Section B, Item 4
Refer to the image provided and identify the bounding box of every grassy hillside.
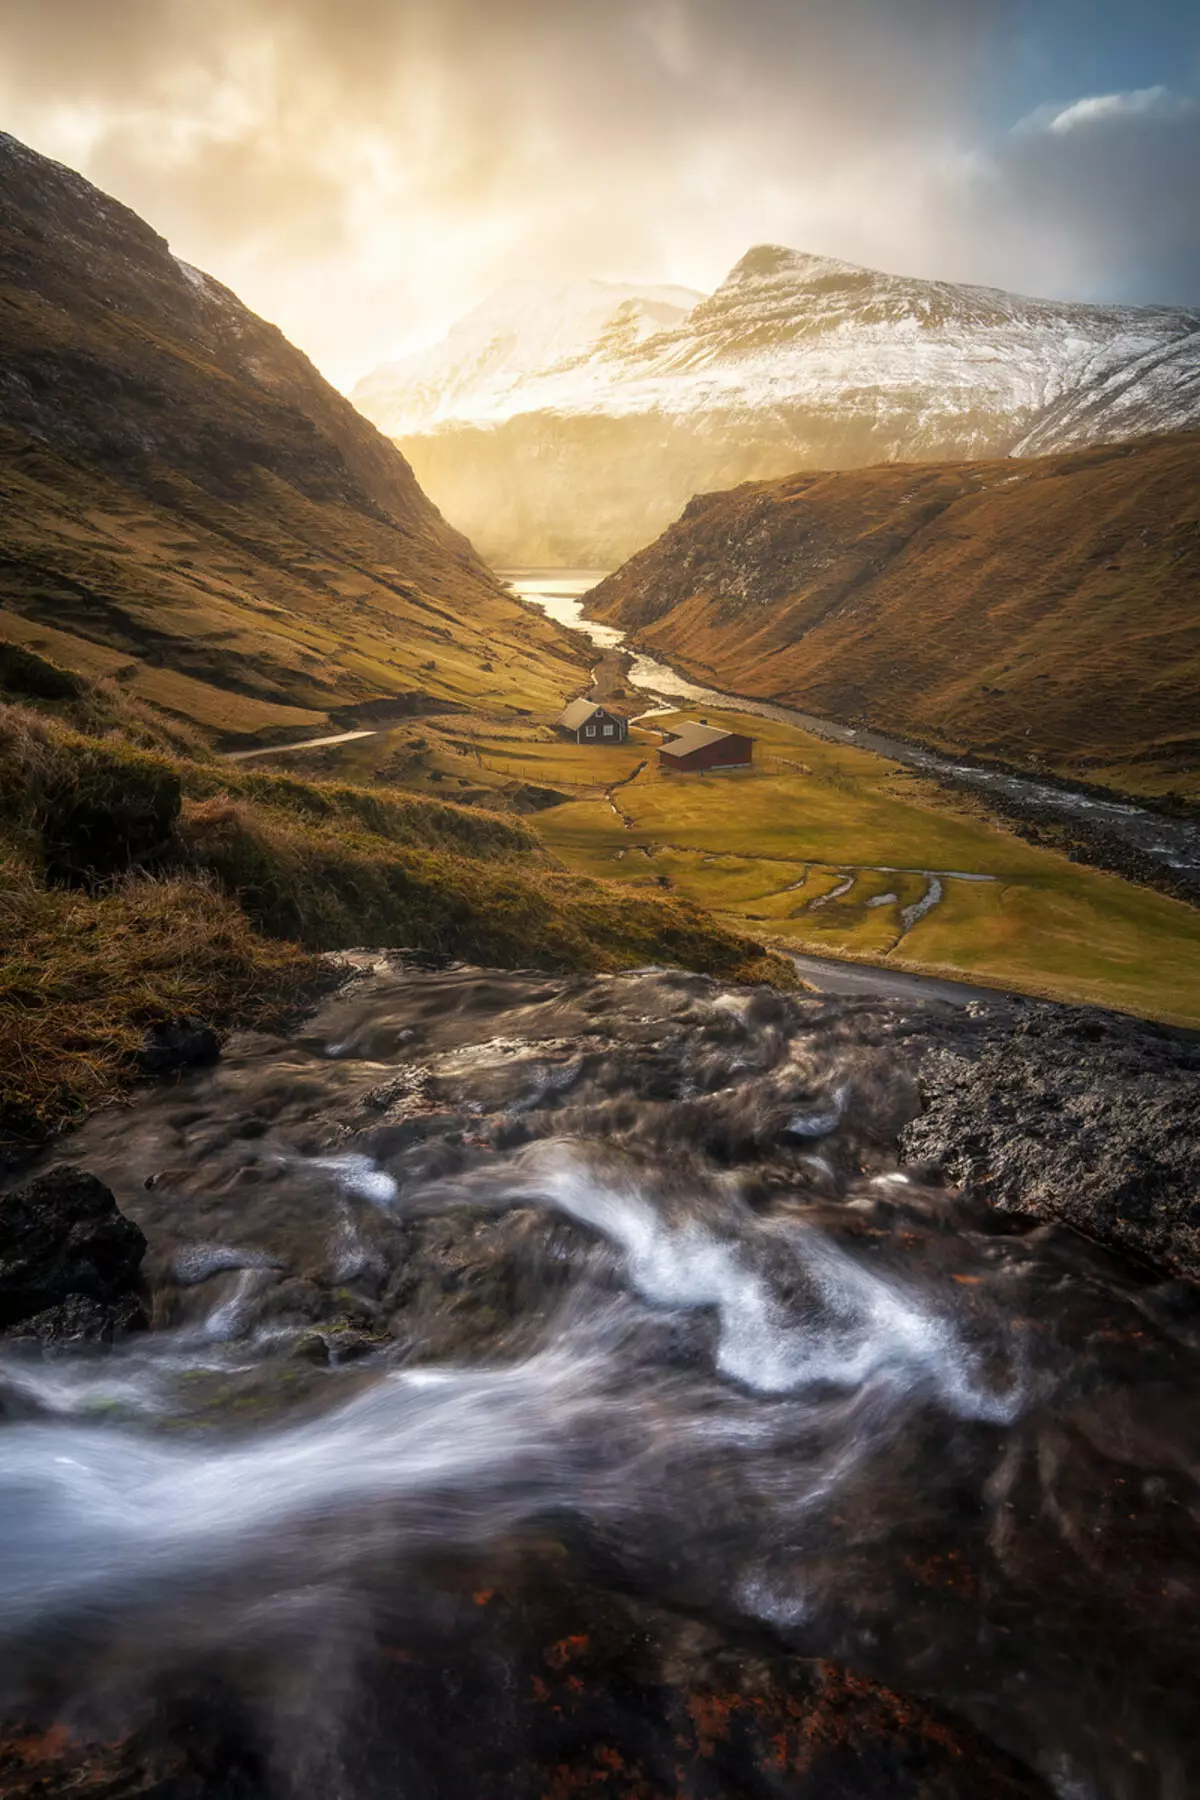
[588,434,1200,800]
[0,675,787,1159]
[0,133,587,741]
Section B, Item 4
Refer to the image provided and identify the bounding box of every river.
[507,571,1200,892]
[2,960,1198,1797]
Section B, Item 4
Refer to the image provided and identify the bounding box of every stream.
[2,961,1199,1798]
[507,572,1200,892]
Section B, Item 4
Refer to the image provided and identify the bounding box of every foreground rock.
[0,1165,146,1341]
[902,999,1200,1277]
[2,1542,1051,1800]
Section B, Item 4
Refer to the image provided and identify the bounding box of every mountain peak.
[725,244,868,286]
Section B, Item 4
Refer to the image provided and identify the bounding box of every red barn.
[658,721,754,773]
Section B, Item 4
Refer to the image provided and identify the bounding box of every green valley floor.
[313,702,1200,1027]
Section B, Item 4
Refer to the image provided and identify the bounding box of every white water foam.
[515,1150,1023,1420]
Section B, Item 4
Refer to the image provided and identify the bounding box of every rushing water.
[506,572,1200,887]
[2,963,1198,1798]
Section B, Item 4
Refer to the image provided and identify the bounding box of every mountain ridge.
[585,431,1200,800]
[353,241,1200,566]
[352,276,703,437]
[0,131,587,740]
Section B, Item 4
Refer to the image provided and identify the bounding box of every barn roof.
[557,698,605,729]
[660,721,751,758]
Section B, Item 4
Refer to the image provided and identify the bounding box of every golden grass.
[0,425,591,743]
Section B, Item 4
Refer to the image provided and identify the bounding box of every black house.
[556,699,628,744]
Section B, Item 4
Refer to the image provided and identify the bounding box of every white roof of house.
[660,722,750,757]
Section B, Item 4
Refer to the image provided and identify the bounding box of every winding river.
[508,571,1200,891]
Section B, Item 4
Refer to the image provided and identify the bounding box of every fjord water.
[2,965,1197,1798]
[509,573,1200,888]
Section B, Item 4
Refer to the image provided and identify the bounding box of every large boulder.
[0,1165,146,1336]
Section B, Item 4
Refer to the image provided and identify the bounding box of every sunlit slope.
[589,435,1200,798]
[0,133,586,740]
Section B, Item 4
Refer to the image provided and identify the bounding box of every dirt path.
[223,729,380,763]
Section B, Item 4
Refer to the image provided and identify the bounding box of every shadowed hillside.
[0,134,797,1157]
[588,434,1200,799]
[0,132,586,741]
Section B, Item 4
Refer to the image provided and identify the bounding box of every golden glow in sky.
[1,0,1195,388]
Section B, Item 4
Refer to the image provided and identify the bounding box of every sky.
[1,0,1197,389]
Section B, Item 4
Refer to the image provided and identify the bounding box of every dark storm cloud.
[0,0,1193,383]
[971,93,1200,302]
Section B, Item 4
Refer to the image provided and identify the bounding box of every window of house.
[585,724,596,737]
[602,724,614,737]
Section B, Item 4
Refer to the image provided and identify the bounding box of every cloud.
[956,83,1200,305]
[1022,84,1196,136]
[0,1,1193,384]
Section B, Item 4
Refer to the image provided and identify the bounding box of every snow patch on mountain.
[352,245,1200,450]
[352,278,702,434]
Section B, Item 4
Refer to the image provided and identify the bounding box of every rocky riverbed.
[1,958,1198,1799]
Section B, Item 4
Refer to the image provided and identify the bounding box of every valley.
[0,137,787,1159]
[249,574,1200,1029]
[0,95,1198,1800]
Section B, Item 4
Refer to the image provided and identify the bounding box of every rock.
[137,1016,220,1078]
[902,1003,1200,1276]
[385,1205,604,1365]
[0,1165,146,1334]
[0,1541,1054,1799]
[8,1291,146,1349]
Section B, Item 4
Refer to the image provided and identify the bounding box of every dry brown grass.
[591,433,1200,800]
[0,699,791,1155]
[0,856,324,1152]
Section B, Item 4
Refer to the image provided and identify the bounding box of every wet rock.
[7,1291,146,1350]
[386,1204,606,1365]
[903,1003,1200,1277]
[137,1015,221,1078]
[0,1544,1053,1799]
[0,1165,147,1335]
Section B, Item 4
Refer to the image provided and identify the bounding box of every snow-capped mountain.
[351,245,1200,567]
[352,278,702,436]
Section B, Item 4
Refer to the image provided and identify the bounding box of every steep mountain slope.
[587,432,1200,799]
[0,133,586,740]
[353,245,1200,567]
